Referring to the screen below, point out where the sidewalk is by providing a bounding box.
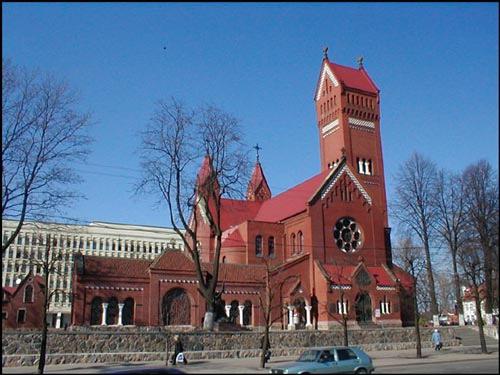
[2,345,498,374]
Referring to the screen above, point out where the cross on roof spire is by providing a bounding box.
[357,56,364,68]
[323,46,329,59]
[253,143,262,162]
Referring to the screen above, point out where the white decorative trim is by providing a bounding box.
[330,285,352,290]
[321,119,339,138]
[85,286,143,291]
[320,164,372,205]
[223,290,259,295]
[160,279,199,284]
[315,64,339,101]
[348,117,375,132]
[376,286,396,291]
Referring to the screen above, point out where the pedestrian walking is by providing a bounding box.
[170,335,188,365]
[260,334,271,365]
[432,328,442,351]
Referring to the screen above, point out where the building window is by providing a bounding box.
[298,231,304,254]
[255,235,263,257]
[24,285,33,303]
[291,233,296,255]
[17,236,22,245]
[2,312,7,320]
[17,309,26,324]
[268,237,275,258]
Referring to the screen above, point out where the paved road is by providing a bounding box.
[3,346,498,374]
[378,358,499,373]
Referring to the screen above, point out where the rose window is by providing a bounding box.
[333,217,362,252]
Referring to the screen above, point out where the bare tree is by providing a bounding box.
[457,243,488,353]
[2,59,93,255]
[21,224,73,374]
[393,237,426,359]
[137,98,249,330]
[391,152,439,316]
[462,160,499,317]
[257,258,298,368]
[434,170,468,319]
[322,259,357,346]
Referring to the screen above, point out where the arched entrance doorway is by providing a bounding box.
[90,297,102,325]
[355,292,372,323]
[162,288,191,325]
[293,297,306,329]
[122,297,134,325]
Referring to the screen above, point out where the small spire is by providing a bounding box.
[357,56,364,69]
[323,46,329,59]
[253,143,262,163]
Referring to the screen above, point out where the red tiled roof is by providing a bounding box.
[220,198,262,230]
[83,256,151,278]
[328,61,379,94]
[368,267,396,286]
[221,226,245,248]
[209,262,266,283]
[149,250,196,271]
[3,286,17,295]
[254,171,329,222]
[320,265,356,285]
[392,265,415,289]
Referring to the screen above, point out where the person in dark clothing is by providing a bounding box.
[171,335,188,365]
[260,334,271,364]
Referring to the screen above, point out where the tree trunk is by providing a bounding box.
[260,328,270,368]
[414,281,422,359]
[452,256,463,316]
[38,272,50,374]
[473,289,488,353]
[342,316,349,346]
[423,235,438,315]
[203,311,215,331]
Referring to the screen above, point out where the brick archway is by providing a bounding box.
[162,288,191,325]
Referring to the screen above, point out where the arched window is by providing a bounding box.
[122,297,134,325]
[298,231,304,253]
[290,233,296,255]
[243,300,252,326]
[255,235,263,257]
[90,297,103,325]
[24,285,33,303]
[268,237,275,258]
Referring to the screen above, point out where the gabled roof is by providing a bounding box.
[150,250,196,271]
[314,58,379,100]
[2,273,44,297]
[83,255,152,278]
[318,262,398,287]
[310,158,372,205]
[389,264,415,289]
[3,286,17,295]
[220,198,262,231]
[254,171,329,222]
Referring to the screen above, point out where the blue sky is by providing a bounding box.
[2,3,498,229]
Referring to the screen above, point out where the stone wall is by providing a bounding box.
[2,327,460,367]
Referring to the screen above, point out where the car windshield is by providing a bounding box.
[298,350,320,362]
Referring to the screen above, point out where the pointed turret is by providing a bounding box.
[247,161,271,201]
[196,155,219,197]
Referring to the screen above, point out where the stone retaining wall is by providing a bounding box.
[2,327,460,367]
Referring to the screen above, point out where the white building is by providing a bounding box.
[461,285,499,325]
[2,219,183,328]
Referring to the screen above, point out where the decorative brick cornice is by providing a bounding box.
[85,286,143,291]
[160,279,199,284]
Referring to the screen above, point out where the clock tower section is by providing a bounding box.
[314,50,388,226]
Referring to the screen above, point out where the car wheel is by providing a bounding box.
[355,369,368,374]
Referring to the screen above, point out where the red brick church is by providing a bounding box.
[71,51,415,329]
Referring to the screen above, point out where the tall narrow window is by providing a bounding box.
[255,235,263,257]
[298,231,304,253]
[24,285,33,303]
[268,237,275,258]
[291,233,296,255]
